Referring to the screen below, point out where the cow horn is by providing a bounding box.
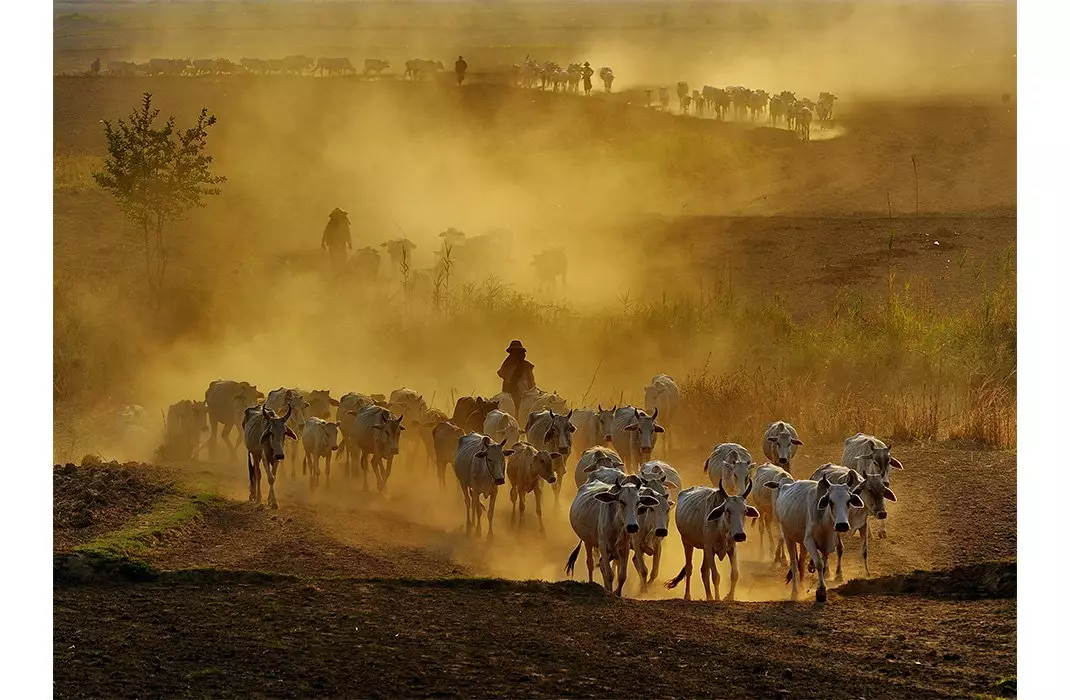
[651,407,658,420]
[741,478,753,499]
[718,477,724,493]
[282,404,293,422]
[598,404,603,412]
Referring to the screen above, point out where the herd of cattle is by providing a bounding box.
[158,373,903,603]
[511,57,616,95]
[101,56,444,79]
[656,84,837,142]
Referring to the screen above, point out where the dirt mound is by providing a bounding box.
[836,561,1016,600]
[53,460,176,550]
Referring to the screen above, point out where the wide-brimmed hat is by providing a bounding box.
[506,340,526,353]
[330,207,348,218]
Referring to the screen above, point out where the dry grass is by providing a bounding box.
[54,153,101,193]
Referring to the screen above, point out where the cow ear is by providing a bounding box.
[883,487,897,502]
[550,452,562,459]
[639,495,660,507]
[594,491,618,503]
[706,504,726,521]
[848,494,865,508]
[745,506,760,519]
[890,457,904,470]
[503,450,515,457]
[654,425,665,433]
[791,438,803,445]
[624,423,638,431]
[285,427,298,440]
[817,495,830,510]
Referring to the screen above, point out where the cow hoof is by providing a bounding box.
[723,594,734,602]
[683,593,692,601]
[816,588,827,603]
[834,574,843,583]
[877,530,888,540]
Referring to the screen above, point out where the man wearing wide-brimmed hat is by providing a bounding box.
[321,207,352,270]
[497,340,536,413]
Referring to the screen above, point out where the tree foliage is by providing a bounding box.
[93,92,225,301]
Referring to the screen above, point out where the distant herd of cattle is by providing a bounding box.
[157,374,903,603]
[101,56,443,79]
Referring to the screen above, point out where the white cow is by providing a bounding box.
[769,471,866,602]
[488,392,517,420]
[301,418,340,490]
[750,463,795,562]
[574,446,625,488]
[564,475,659,596]
[666,478,759,601]
[454,433,514,538]
[518,388,568,425]
[810,464,898,578]
[704,443,755,495]
[506,442,560,532]
[265,388,312,473]
[345,405,404,492]
[608,406,665,472]
[524,409,576,505]
[643,375,680,453]
[241,404,297,509]
[484,409,521,447]
[630,478,675,592]
[762,420,803,471]
[842,433,904,540]
[639,460,683,492]
[389,387,431,467]
[570,405,616,459]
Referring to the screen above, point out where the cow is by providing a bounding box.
[364,58,390,76]
[450,395,501,435]
[380,238,417,275]
[643,375,679,453]
[565,474,659,595]
[524,409,576,505]
[531,248,567,293]
[608,406,665,472]
[389,387,431,467]
[264,58,285,74]
[676,81,690,113]
[796,106,813,142]
[630,483,674,592]
[454,433,513,537]
[265,388,312,474]
[842,433,904,485]
[484,409,521,447]
[345,405,404,492]
[404,59,444,80]
[107,60,138,76]
[205,380,264,459]
[431,420,465,488]
[349,246,381,280]
[769,95,785,126]
[487,392,517,420]
[518,388,568,427]
[768,471,866,602]
[810,464,897,579]
[748,89,770,120]
[703,443,755,495]
[570,405,616,458]
[817,92,838,121]
[191,58,217,75]
[161,399,209,461]
[666,478,759,601]
[574,446,626,488]
[301,417,340,490]
[283,55,315,75]
[750,463,795,562]
[639,460,683,492]
[316,57,356,76]
[147,58,190,76]
[240,57,266,74]
[506,442,560,532]
[762,420,803,471]
[242,404,297,509]
[598,66,614,92]
[214,58,238,75]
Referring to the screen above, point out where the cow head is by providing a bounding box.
[854,472,897,520]
[594,475,659,534]
[856,439,904,481]
[475,436,514,485]
[191,401,209,432]
[306,390,338,418]
[624,407,664,456]
[595,405,616,442]
[533,449,561,484]
[373,413,405,455]
[766,427,803,469]
[542,409,576,457]
[707,477,760,541]
[260,404,297,462]
[715,448,754,495]
[638,462,673,496]
[637,486,674,538]
[816,473,865,532]
[323,421,341,451]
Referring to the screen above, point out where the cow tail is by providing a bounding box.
[665,566,687,589]
[564,541,582,577]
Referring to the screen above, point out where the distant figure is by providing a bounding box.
[581,61,594,96]
[90,58,100,75]
[455,55,468,86]
[321,208,352,270]
[497,340,536,415]
[658,86,670,111]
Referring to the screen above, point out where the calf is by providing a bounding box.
[608,406,665,472]
[454,433,514,537]
[703,443,755,495]
[301,418,340,490]
[810,464,897,578]
[762,420,803,471]
[769,472,866,602]
[242,405,297,509]
[506,442,560,532]
[666,478,759,601]
[565,475,660,596]
[525,409,576,506]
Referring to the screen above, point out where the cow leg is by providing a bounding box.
[700,549,714,602]
[757,515,767,559]
[210,421,219,459]
[650,539,662,583]
[437,460,448,490]
[552,479,562,510]
[487,489,498,539]
[221,424,235,459]
[631,547,649,595]
[584,543,595,583]
[474,494,484,536]
[682,543,694,601]
[598,543,615,592]
[462,486,473,535]
[614,551,628,597]
[381,456,394,491]
[804,536,828,602]
[254,454,263,504]
[860,521,870,577]
[511,487,521,528]
[247,452,257,502]
[266,460,279,509]
[533,487,545,535]
[786,539,801,601]
[725,545,739,601]
[835,534,845,582]
[325,452,332,489]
